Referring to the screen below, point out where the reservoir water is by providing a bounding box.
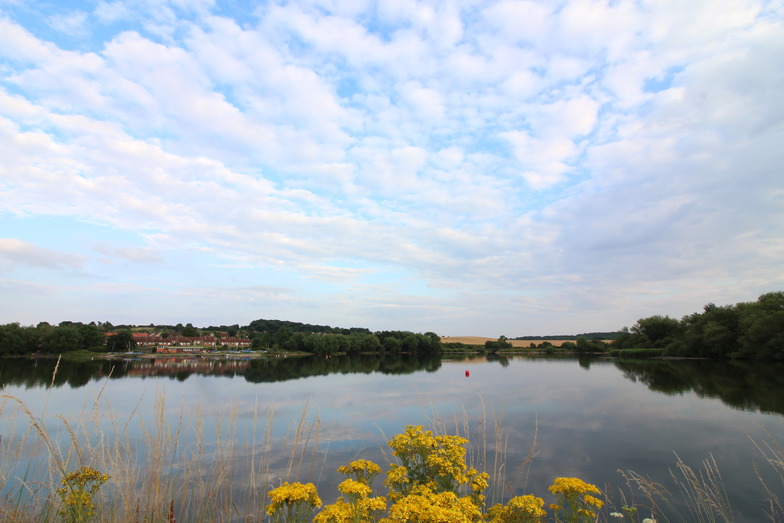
[2,354,783,521]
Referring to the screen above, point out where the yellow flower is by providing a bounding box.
[338,479,372,498]
[583,494,604,508]
[547,477,603,522]
[548,477,602,497]
[338,459,382,476]
[57,466,111,522]
[265,482,322,515]
[314,499,352,523]
[487,495,546,522]
[469,470,489,494]
[382,486,481,523]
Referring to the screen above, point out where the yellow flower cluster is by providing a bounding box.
[266,429,613,523]
[338,459,383,487]
[548,477,602,497]
[266,481,322,521]
[548,477,604,522]
[314,456,387,523]
[386,425,481,497]
[314,491,387,522]
[382,486,481,523]
[487,494,547,522]
[338,459,382,477]
[338,478,372,498]
[56,466,110,522]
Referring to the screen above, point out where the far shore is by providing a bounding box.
[440,336,612,347]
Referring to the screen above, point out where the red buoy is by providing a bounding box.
[465,370,470,377]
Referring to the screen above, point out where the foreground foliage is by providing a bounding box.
[56,467,110,523]
[3,388,781,522]
[267,425,603,522]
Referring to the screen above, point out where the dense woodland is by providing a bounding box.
[614,291,784,360]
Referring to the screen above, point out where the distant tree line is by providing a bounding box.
[614,291,784,360]
[0,321,107,355]
[513,332,620,341]
[0,317,442,356]
[247,329,441,355]
[244,318,371,336]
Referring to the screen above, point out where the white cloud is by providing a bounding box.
[94,245,164,263]
[499,130,576,188]
[0,0,781,333]
[0,239,85,270]
[400,82,445,120]
[46,11,89,36]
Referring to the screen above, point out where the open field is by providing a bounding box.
[441,336,580,347]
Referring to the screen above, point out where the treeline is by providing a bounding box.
[240,319,439,354]
[249,330,441,355]
[0,321,106,355]
[244,318,371,336]
[513,332,620,340]
[615,291,784,360]
[0,318,442,356]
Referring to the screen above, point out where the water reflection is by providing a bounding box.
[2,355,784,415]
[614,358,784,415]
[0,353,442,387]
[2,355,783,522]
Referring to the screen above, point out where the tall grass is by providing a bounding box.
[752,431,784,521]
[614,441,784,523]
[421,395,539,507]
[0,363,322,522]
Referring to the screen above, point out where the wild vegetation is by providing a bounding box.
[266,425,608,522]
[614,291,784,360]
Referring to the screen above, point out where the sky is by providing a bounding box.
[0,0,782,337]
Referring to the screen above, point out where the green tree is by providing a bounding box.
[106,330,137,352]
[384,337,402,353]
[632,315,682,348]
[44,326,83,353]
[575,337,605,353]
[181,323,199,337]
[484,336,512,350]
[671,304,740,358]
[78,324,106,351]
[737,292,784,360]
[0,323,30,355]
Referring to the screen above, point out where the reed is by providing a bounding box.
[1,362,323,522]
[751,431,784,521]
[616,453,738,523]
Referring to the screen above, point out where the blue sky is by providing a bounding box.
[1,0,782,336]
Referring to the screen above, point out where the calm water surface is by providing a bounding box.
[2,354,783,521]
